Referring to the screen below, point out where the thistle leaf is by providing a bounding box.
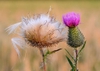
[78,41,86,55]
[44,50,50,57]
[70,68,75,71]
[65,49,75,61]
[50,48,62,54]
[44,48,62,57]
[66,56,74,68]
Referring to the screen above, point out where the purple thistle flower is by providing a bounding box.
[63,12,80,27]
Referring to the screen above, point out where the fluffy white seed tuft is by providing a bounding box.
[11,38,27,57]
[6,22,21,34]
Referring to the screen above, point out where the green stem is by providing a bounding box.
[74,48,78,71]
[39,48,46,71]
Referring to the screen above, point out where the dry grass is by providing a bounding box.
[1,1,100,71]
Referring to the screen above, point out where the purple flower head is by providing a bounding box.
[63,12,80,27]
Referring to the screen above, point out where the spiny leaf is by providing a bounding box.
[50,48,62,54]
[78,41,86,55]
[66,56,74,68]
[46,50,50,54]
[65,49,75,61]
[44,50,50,58]
[44,48,62,58]
[70,68,75,71]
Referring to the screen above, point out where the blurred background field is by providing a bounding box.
[0,1,100,71]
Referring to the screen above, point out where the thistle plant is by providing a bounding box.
[6,10,67,71]
[63,12,86,71]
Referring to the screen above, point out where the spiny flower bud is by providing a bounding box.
[67,27,84,48]
[62,12,84,48]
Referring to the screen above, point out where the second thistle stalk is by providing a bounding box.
[74,48,78,71]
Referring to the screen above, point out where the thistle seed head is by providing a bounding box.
[6,13,67,56]
[21,14,67,48]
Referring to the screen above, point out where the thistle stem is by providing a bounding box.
[39,48,46,71]
[74,48,78,71]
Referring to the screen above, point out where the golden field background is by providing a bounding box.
[0,1,100,71]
